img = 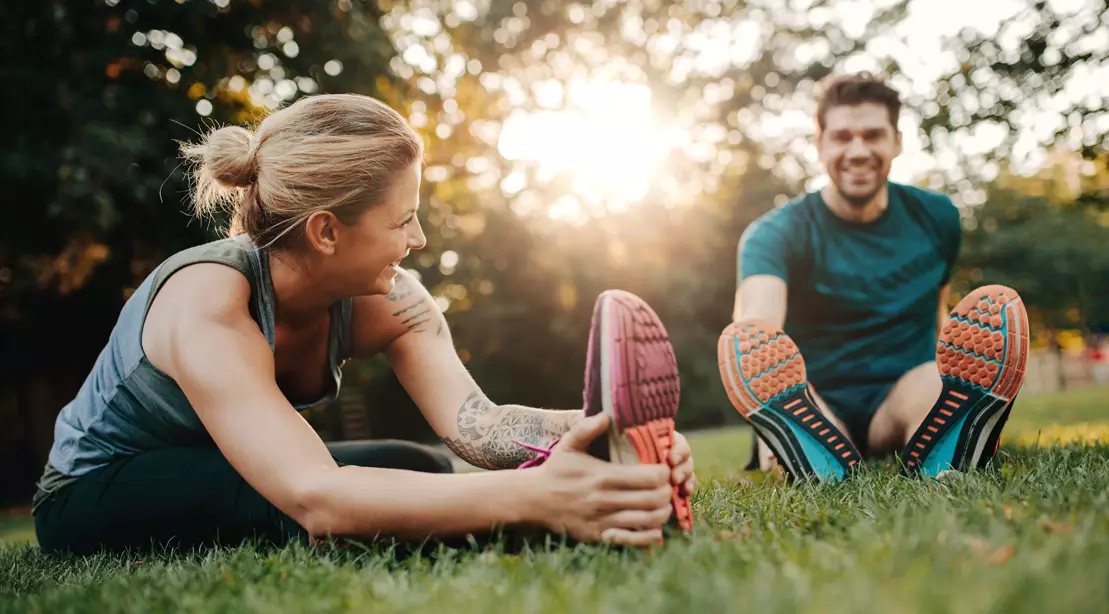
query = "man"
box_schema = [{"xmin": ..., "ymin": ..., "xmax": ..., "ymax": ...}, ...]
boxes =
[{"xmin": 717, "ymin": 72, "xmax": 1029, "ymax": 481}]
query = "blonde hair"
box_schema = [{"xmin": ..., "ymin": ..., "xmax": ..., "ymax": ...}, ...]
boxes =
[{"xmin": 180, "ymin": 93, "xmax": 424, "ymax": 249}]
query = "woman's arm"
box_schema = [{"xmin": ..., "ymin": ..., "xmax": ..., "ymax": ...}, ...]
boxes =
[
  {"xmin": 354, "ymin": 271, "xmax": 697, "ymax": 494},
  {"xmin": 441, "ymin": 393, "xmax": 582, "ymax": 469},
  {"xmin": 140, "ymin": 264, "xmax": 557, "ymax": 541},
  {"xmin": 351, "ymin": 271, "xmax": 583, "ymax": 470}
]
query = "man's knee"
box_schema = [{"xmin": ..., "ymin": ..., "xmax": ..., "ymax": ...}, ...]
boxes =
[
  {"xmin": 893, "ymin": 362, "xmax": 943, "ymax": 417},
  {"xmin": 904, "ymin": 360, "xmax": 942, "ymax": 389}
]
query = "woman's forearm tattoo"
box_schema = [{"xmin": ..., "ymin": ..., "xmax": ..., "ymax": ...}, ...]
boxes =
[{"xmin": 442, "ymin": 391, "xmax": 581, "ymax": 470}]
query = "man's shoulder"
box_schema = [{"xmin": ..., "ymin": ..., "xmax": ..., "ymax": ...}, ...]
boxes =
[
  {"xmin": 892, "ymin": 182, "xmax": 958, "ymax": 218},
  {"xmin": 745, "ymin": 192, "xmax": 814, "ymax": 235},
  {"xmin": 891, "ymin": 182, "xmax": 962, "ymax": 255},
  {"xmin": 736, "ymin": 193, "xmax": 815, "ymax": 280}
]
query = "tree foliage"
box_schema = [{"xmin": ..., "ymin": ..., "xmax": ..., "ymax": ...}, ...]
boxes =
[
  {"xmin": 956, "ymin": 153, "xmax": 1109, "ymax": 334},
  {"xmin": 0, "ymin": 0, "xmax": 399, "ymax": 501}
]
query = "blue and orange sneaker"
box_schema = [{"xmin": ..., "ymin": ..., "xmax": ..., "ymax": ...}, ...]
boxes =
[
  {"xmin": 901, "ymin": 285, "xmax": 1029, "ymax": 476},
  {"xmin": 582, "ymin": 289, "xmax": 694, "ymax": 533},
  {"xmin": 717, "ymin": 319, "xmax": 863, "ymax": 483}
]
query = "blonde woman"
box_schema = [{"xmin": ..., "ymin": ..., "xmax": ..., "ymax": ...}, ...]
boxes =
[{"xmin": 32, "ymin": 94, "xmax": 694, "ymax": 555}]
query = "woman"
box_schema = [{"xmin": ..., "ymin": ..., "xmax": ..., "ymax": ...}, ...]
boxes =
[{"xmin": 32, "ymin": 93, "xmax": 695, "ymax": 555}]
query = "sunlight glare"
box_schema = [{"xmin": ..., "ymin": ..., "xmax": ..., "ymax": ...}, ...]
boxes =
[{"xmin": 497, "ymin": 79, "xmax": 676, "ymax": 220}]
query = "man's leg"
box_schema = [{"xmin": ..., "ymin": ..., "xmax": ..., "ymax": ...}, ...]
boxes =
[
  {"xmin": 866, "ymin": 361, "xmax": 944, "ymax": 456},
  {"xmin": 35, "ymin": 440, "xmax": 454, "ymax": 556},
  {"xmin": 752, "ymin": 372, "xmax": 952, "ymax": 469}
]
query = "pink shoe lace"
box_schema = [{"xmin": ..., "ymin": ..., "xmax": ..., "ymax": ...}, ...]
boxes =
[{"xmin": 514, "ymin": 439, "xmax": 559, "ymax": 469}]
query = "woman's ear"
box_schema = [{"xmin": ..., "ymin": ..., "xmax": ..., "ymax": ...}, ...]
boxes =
[{"xmin": 303, "ymin": 210, "xmax": 340, "ymax": 255}]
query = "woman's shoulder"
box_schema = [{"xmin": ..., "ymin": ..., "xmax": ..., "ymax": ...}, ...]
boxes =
[
  {"xmin": 152, "ymin": 235, "xmax": 257, "ymax": 286},
  {"xmin": 349, "ymin": 268, "xmax": 443, "ymax": 357}
]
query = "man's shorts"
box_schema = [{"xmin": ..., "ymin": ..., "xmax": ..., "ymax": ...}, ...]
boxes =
[{"xmin": 818, "ymin": 381, "xmax": 898, "ymax": 457}]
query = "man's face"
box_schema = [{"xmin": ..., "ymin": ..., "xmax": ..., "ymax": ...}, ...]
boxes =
[{"xmin": 817, "ymin": 102, "xmax": 901, "ymax": 207}]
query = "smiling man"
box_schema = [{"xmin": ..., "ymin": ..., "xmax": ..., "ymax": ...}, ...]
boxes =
[{"xmin": 717, "ymin": 72, "xmax": 1029, "ymax": 481}]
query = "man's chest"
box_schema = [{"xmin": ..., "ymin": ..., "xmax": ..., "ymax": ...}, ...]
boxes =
[{"xmin": 794, "ymin": 228, "xmax": 947, "ymax": 319}]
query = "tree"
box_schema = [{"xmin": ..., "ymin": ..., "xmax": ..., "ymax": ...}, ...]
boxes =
[
  {"xmin": 916, "ymin": 0, "xmax": 1109, "ymax": 185},
  {"xmin": 0, "ymin": 0, "xmax": 399, "ymax": 503},
  {"xmin": 361, "ymin": 0, "xmax": 910, "ymax": 436},
  {"xmin": 957, "ymin": 151, "xmax": 1109, "ymax": 336},
  {"xmin": 367, "ymin": 0, "xmax": 1109, "ymax": 440}
]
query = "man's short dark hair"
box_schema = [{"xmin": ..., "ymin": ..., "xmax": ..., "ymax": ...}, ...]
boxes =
[{"xmin": 814, "ymin": 72, "xmax": 902, "ymax": 133}]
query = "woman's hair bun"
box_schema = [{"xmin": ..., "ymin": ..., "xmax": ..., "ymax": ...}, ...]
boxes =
[{"xmin": 190, "ymin": 125, "xmax": 257, "ymax": 190}]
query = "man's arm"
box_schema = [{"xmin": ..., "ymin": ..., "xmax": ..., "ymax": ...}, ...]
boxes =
[
  {"xmin": 937, "ymin": 283, "xmax": 951, "ymax": 334},
  {"xmin": 733, "ymin": 275, "xmax": 788, "ymax": 328},
  {"xmin": 936, "ymin": 193, "xmax": 961, "ymax": 334},
  {"xmin": 733, "ymin": 216, "xmax": 792, "ymax": 327},
  {"xmin": 353, "ymin": 271, "xmax": 582, "ymax": 470}
]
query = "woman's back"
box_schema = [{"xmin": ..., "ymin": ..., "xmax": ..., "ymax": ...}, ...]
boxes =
[{"xmin": 37, "ymin": 235, "xmax": 352, "ymax": 507}]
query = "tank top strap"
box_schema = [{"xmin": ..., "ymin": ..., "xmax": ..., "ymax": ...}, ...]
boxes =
[
  {"xmin": 332, "ymin": 297, "xmax": 354, "ymax": 364},
  {"xmin": 142, "ymin": 235, "xmax": 275, "ymax": 345}
]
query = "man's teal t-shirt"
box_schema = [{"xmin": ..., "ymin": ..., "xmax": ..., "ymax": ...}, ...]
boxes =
[{"xmin": 738, "ymin": 181, "xmax": 962, "ymax": 394}]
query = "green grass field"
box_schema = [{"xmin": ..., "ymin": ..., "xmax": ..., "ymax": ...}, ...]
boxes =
[{"xmin": 2, "ymin": 386, "xmax": 1107, "ymax": 613}]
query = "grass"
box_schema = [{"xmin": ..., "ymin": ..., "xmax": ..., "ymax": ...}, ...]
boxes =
[
  {"xmin": 0, "ymin": 515, "xmax": 33, "ymax": 547},
  {"xmin": 2, "ymin": 385, "xmax": 1107, "ymax": 613}
]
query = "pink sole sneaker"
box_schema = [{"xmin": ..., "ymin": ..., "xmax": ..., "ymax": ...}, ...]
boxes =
[{"xmin": 583, "ymin": 289, "xmax": 693, "ymax": 533}]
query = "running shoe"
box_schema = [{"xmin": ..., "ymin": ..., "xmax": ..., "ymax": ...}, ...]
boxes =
[
  {"xmin": 901, "ymin": 284, "xmax": 1029, "ymax": 476},
  {"xmin": 717, "ymin": 319, "xmax": 863, "ymax": 482},
  {"xmin": 582, "ymin": 289, "xmax": 694, "ymax": 533}
]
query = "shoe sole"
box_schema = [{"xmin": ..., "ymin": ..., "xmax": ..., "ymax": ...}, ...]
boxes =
[
  {"xmin": 585, "ymin": 290, "xmax": 693, "ymax": 532},
  {"xmin": 901, "ymin": 285, "xmax": 1029, "ymax": 475},
  {"xmin": 717, "ymin": 319, "xmax": 862, "ymax": 482}
]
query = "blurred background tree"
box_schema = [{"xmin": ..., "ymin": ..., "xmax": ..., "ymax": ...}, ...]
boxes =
[
  {"xmin": 0, "ymin": 0, "xmax": 401, "ymax": 501},
  {"xmin": 1, "ymin": 0, "xmax": 1106, "ymax": 504}
]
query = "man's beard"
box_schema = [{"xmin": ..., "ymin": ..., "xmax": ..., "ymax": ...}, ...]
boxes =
[{"xmin": 831, "ymin": 174, "xmax": 883, "ymax": 208}]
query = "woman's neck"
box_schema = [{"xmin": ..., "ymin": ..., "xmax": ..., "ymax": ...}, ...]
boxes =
[{"xmin": 266, "ymin": 250, "xmax": 340, "ymax": 327}]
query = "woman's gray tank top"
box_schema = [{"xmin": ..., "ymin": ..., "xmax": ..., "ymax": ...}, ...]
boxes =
[{"xmin": 33, "ymin": 235, "xmax": 353, "ymax": 510}]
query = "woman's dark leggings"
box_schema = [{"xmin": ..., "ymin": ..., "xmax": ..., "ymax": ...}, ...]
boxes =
[{"xmin": 33, "ymin": 440, "xmax": 456, "ymax": 555}]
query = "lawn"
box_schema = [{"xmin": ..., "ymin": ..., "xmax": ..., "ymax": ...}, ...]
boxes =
[{"xmin": 2, "ymin": 386, "xmax": 1107, "ymax": 613}]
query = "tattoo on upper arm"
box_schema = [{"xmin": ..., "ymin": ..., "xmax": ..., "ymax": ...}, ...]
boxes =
[
  {"xmin": 386, "ymin": 284, "xmax": 414, "ymax": 303},
  {"xmin": 386, "ymin": 277, "xmax": 442, "ymax": 335},
  {"xmin": 399, "ymin": 306, "xmax": 432, "ymax": 332}
]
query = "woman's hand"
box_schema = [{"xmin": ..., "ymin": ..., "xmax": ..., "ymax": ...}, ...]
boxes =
[
  {"xmin": 531, "ymin": 413, "xmax": 673, "ymax": 547},
  {"xmin": 669, "ymin": 431, "xmax": 696, "ymax": 497}
]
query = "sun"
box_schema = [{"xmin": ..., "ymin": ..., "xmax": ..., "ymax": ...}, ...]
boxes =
[{"xmin": 496, "ymin": 79, "xmax": 677, "ymax": 221}]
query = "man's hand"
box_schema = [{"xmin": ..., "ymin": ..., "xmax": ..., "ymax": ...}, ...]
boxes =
[{"xmin": 669, "ymin": 431, "xmax": 696, "ymax": 496}]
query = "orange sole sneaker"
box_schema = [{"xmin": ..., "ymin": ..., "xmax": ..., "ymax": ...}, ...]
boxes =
[
  {"xmin": 901, "ymin": 285, "xmax": 1029, "ymax": 476},
  {"xmin": 717, "ymin": 318, "xmax": 863, "ymax": 482},
  {"xmin": 583, "ymin": 290, "xmax": 693, "ymax": 534}
]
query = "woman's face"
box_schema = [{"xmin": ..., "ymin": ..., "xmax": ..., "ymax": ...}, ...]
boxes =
[{"xmin": 312, "ymin": 163, "xmax": 427, "ymax": 297}]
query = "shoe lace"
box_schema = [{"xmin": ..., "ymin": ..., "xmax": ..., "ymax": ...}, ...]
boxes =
[{"xmin": 514, "ymin": 438, "xmax": 559, "ymax": 469}]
